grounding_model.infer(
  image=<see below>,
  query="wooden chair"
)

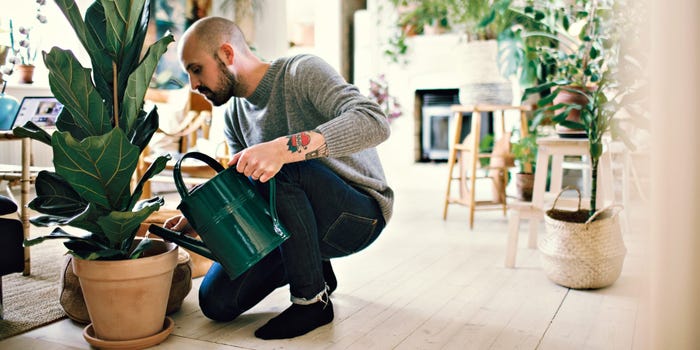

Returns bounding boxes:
[443,104,530,229]
[137,90,228,198]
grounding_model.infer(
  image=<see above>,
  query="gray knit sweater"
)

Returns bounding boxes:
[222,54,394,222]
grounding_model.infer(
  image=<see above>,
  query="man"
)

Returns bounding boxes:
[166,16,394,340]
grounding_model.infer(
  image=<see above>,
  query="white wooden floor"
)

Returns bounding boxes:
[0,147,649,349]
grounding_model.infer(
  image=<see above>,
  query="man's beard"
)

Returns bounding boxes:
[197,56,242,106]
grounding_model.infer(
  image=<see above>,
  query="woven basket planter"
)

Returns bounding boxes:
[540,189,626,289]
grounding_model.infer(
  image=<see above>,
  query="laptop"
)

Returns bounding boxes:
[2,96,64,130]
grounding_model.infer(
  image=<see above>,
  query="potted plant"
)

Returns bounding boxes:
[490,0,648,289]
[510,131,537,201]
[3,1,49,84]
[14,0,179,344]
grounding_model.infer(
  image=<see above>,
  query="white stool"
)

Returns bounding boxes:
[504,136,615,268]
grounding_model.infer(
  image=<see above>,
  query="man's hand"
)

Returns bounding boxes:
[164,215,198,237]
[228,131,328,182]
[229,138,286,183]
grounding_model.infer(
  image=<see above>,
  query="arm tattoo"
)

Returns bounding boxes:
[286,132,311,153]
[305,143,329,160]
[286,130,329,159]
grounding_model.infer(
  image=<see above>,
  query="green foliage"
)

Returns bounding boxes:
[15,0,174,260]
[511,132,538,174]
[511,0,649,217]
[382,0,511,64]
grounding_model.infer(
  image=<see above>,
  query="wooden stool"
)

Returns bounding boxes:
[443,104,531,229]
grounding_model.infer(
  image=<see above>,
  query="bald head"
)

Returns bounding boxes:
[177,16,268,102]
[179,16,250,60]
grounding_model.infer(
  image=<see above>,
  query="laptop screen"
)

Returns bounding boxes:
[11,96,64,129]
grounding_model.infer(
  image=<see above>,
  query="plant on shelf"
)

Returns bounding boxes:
[2,1,49,83]
[13,0,179,343]
[518,0,648,217]
[488,0,648,290]
[381,0,512,64]
[481,0,560,92]
[510,131,537,201]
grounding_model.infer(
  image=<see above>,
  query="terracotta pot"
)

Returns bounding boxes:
[552,86,592,137]
[15,64,35,84]
[515,172,534,201]
[60,247,193,324]
[71,239,178,341]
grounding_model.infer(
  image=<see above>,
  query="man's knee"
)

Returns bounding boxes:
[198,286,243,322]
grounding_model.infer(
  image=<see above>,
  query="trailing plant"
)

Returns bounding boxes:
[16,0,174,260]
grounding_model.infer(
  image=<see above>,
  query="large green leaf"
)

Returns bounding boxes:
[52,129,139,210]
[12,121,52,145]
[97,198,163,247]
[497,28,525,80]
[28,170,87,217]
[103,0,152,95]
[44,48,112,140]
[129,107,159,152]
[128,154,170,210]
[101,0,146,60]
[120,33,174,133]
[84,1,114,103]
[30,201,106,235]
[54,0,112,103]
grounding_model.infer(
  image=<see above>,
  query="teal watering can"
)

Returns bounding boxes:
[149,152,289,279]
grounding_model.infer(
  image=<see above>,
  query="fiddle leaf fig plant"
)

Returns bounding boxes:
[15,0,173,260]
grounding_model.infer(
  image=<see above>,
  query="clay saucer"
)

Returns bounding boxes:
[82,316,174,349]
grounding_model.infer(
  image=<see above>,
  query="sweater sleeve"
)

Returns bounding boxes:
[293,56,391,157]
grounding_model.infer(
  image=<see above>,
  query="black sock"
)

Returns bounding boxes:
[254,294,334,340]
[323,260,337,295]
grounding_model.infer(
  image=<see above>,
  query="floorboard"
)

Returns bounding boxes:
[0,156,648,350]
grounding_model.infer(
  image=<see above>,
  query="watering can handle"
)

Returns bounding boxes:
[174,152,225,199]
[174,151,282,226]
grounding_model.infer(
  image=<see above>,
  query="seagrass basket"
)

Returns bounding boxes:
[540,189,626,289]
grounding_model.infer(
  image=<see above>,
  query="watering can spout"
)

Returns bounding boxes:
[148,224,216,261]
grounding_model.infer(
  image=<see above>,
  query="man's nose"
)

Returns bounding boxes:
[189,76,200,90]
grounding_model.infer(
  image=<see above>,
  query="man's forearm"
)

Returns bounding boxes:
[282,130,329,162]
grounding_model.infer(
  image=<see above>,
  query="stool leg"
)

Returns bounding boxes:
[550,154,564,194]
[528,218,538,249]
[506,209,521,268]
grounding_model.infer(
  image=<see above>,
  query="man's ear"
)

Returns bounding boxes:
[219,43,235,65]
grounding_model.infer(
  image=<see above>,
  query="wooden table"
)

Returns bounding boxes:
[0,131,32,275]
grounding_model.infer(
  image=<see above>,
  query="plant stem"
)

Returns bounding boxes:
[589,156,599,218]
[112,61,119,128]
[580,0,598,88]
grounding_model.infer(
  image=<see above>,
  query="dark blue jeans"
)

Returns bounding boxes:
[199,160,386,321]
